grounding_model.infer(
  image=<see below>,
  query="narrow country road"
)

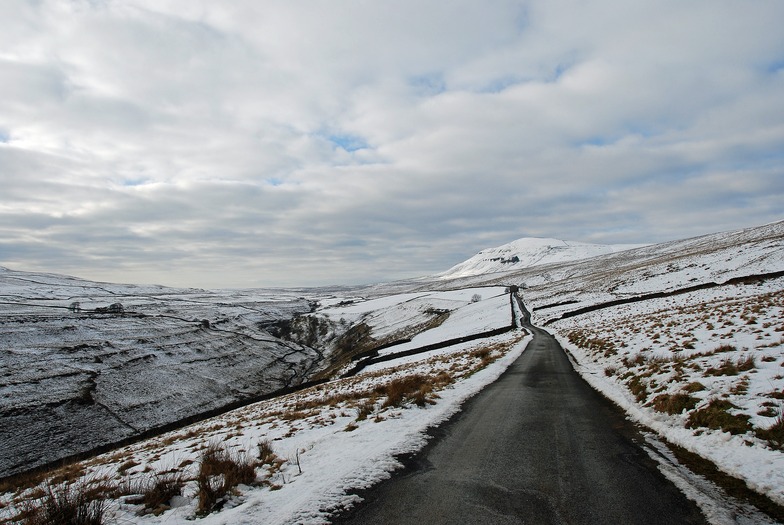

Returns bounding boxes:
[332,298,708,525]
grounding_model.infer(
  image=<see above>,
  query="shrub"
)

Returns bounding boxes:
[686,399,751,435]
[196,442,257,515]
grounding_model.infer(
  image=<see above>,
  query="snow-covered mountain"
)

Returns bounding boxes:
[437,237,644,279]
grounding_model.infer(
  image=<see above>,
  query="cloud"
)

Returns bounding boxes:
[0,0,783,287]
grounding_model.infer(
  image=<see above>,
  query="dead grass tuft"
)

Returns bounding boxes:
[122,471,184,516]
[756,416,784,450]
[651,393,698,415]
[626,375,649,403]
[683,381,706,393]
[355,398,377,421]
[706,355,756,376]
[257,439,276,465]
[116,459,140,474]
[686,399,751,435]
[714,344,738,353]
[18,479,111,525]
[376,374,441,408]
[196,442,257,516]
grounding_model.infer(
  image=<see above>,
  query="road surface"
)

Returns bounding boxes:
[332,299,708,524]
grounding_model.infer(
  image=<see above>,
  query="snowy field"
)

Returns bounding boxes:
[437,237,643,279]
[0,331,530,524]
[550,278,784,507]
[1,221,782,523]
[319,287,513,356]
[0,273,530,524]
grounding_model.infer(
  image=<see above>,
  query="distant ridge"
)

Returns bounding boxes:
[438,237,645,279]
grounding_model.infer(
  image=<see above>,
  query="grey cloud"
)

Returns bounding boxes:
[0,0,782,287]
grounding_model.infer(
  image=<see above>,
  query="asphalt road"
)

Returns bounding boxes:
[332,302,708,525]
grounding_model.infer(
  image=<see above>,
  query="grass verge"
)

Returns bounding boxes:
[666,441,784,523]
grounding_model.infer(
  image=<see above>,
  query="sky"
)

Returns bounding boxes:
[1,0,783,289]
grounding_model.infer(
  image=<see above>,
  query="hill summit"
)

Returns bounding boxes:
[438,237,644,279]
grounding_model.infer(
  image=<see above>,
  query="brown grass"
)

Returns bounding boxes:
[756,416,784,450]
[122,471,184,516]
[18,479,112,525]
[48,464,87,487]
[626,376,648,403]
[683,381,706,393]
[714,344,738,353]
[355,398,377,421]
[706,355,756,376]
[378,375,435,408]
[568,331,617,357]
[729,377,750,395]
[257,439,276,465]
[651,393,698,415]
[196,442,257,516]
[686,399,751,435]
[116,459,140,474]
[758,405,779,417]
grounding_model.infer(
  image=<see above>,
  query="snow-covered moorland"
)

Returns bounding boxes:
[423,220,784,512]
[0,328,530,524]
[551,278,784,506]
[0,268,331,478]
[1,220,783,523]
[501,221,784,509]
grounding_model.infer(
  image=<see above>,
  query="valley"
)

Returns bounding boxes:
[1,220,783,524]
[0,274,326,477]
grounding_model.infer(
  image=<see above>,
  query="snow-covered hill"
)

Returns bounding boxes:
[437,237,643,279]
[0,269,330,478]
[1,220,784,524]
[0,289,532,524]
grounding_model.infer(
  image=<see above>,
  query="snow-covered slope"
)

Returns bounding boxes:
[0,269,329,478]
[0,293,532,525]
[437,237,643,279]
[2,221,784,524]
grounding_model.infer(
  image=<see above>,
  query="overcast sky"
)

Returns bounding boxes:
[1,1,783,288]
